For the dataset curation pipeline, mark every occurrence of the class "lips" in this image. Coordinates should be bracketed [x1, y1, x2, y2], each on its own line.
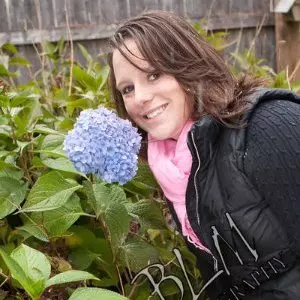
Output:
[143, 104, 168, 119]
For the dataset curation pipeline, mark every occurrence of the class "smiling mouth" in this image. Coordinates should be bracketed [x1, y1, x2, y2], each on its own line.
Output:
[144, 104, 168, 119]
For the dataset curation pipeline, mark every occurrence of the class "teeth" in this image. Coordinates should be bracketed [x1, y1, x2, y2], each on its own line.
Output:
[147, 105, 167, 119]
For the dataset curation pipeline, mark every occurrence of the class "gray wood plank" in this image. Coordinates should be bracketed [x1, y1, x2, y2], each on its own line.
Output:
[24, 0, 39, 30]
[184, 0, 214, 18]
[52, 0, 65, 27]
[39, 0, 55, 29]
[69, 0, 88, 25]
[99, 0, 117, 24]
[116, 0, 129, 21]
[229, 0, 254, 13]
[130, 0, 160, 17]
[99, 0, 129, 23]
[0, 23, 118, 45]
[191, 13, 274, 30]
[0, 0, 9, 32]
[9, 0, 26, 31]
[85, 0, 102, 24]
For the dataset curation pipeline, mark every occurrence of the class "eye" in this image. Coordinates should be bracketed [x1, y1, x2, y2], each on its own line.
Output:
[121, 85, 134, 95]
[148, 72, 160, 81]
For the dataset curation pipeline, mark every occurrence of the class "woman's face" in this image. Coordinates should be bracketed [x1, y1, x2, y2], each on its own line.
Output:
[112, 39, 193, 140]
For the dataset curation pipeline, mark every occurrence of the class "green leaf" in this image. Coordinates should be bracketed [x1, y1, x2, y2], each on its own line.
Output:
[104, 201, 131, 251]
[0, 64, 8, 77]
[86, 184, 130, 251]
[37, 134, 67, 158]
[45, 270, 99, 288]
[96, 65, 110, 90]
[17, 222, 49, 242]
[91, 183, 126, 217]
[72, 65, 98, 91]
[0, 248, 36, 299]
[126, 199, 166, 230]
[0, 177, 27, 219]
[66, 98, 92, 113]
[68, 287, 128, 300]
[10, 56, 31, 67]
[0, 160, 19, 171]
[66, 226, 113, 263]
[11, 244, 51, 283]
[78, 43, 93, 65]
[10, 244, 50, 298]
[1, 43, 18, 54]
[0, 124, 11, 137]
[41, 134, 65, 150]
[57, 36, 65, 56]
[134, 162, 158, 188]
[12, 97, 42, 135]
[43, 41, 56, 58]
[16, 140, 31, 154]
[68, 247, 98, 270]
[19, 193, 83, 241]
[10, 95, 34, 107]
[34, 124, 65, 136]
[42, 157, 85, 176]
[120, 239, 159, 272]
[0, 95, 9, 107]
[20, 171, 82, 212]
[0, 167, 23, 181]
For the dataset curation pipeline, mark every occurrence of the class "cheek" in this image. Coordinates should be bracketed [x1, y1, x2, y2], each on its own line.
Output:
[123, 101, 138, 120]
[123, 99, 131, 114]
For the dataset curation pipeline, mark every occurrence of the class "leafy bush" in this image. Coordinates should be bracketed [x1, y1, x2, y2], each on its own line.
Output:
[0, 24, 299, 300]
[0, 39, 203, 300]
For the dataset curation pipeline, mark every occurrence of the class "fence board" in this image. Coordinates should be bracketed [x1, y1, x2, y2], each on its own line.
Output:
[130, 0, 159, 17]
[52, 0, 66, 27]
[0, 1, 9, 32]
[99, 0, 116, 24]
[68, 0, 88, 25]
[226, 27, 276, 69]
[9, 0, 26, 31]
[24, 0, 39, 30]
[229, 0, 254, 13]
[0, 0, 281, 82]
[39, 0, 55, 29]
[86, 0, 101, 24]
[185, 0, 230, 18]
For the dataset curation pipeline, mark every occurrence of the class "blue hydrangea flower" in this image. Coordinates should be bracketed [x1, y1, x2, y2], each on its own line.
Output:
[63, 107, 142, 184]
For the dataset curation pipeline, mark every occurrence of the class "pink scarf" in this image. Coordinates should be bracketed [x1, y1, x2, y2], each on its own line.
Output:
[148, 120, 210, 253]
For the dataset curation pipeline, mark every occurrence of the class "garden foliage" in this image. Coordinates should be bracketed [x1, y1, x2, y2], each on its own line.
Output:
[0, 25, 299, 300]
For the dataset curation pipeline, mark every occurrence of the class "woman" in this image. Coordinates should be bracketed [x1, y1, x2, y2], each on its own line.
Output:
[107, 10, 300, 299]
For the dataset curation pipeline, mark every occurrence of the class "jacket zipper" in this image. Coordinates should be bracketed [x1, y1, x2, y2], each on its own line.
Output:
[191, 131, 201, 227]
[190, 131, 218, 267]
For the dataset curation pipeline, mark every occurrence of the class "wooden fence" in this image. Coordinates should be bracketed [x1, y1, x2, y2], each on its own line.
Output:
[0, 0, 285, 82]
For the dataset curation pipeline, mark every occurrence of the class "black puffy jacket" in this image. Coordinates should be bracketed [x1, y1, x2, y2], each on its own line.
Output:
[167, 89, 300, 299]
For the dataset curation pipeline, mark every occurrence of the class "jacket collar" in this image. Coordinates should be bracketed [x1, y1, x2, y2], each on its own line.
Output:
[187, 115, 221, 167]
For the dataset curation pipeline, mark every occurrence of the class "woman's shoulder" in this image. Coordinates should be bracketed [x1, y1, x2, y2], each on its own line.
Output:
[246, 97, 300, 130]
[244, 98, 300, 165]
[243, 97, 300, 197]
[243, 97, 300, 251]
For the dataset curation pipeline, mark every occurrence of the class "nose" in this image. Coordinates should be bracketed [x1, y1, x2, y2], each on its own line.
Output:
[134, 82, 153, 106]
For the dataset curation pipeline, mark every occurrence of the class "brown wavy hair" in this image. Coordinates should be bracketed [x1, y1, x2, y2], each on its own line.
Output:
[107, 10, 265, 160]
